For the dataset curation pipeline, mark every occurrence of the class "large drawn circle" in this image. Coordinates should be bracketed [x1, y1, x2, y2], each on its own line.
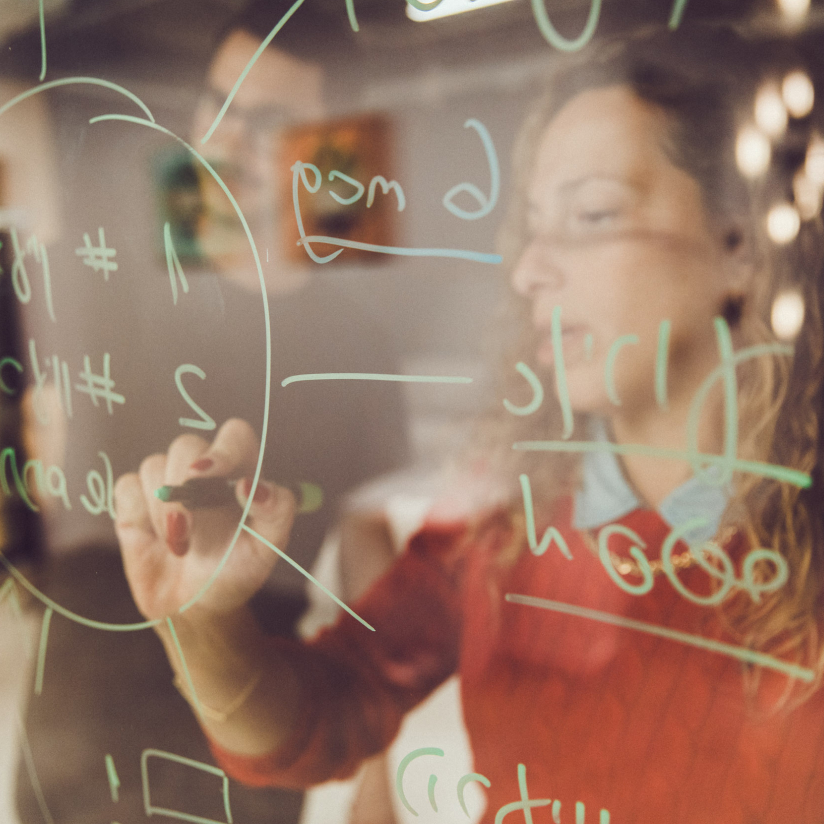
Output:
[0, 79, 271, 631]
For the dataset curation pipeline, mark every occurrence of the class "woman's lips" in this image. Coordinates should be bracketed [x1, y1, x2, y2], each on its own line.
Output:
[536, 324, 590, 367]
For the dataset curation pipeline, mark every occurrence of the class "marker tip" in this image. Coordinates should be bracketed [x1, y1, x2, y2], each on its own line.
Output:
[155, 486, 172, 503]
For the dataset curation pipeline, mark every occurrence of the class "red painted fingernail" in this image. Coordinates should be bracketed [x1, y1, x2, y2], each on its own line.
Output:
[166, 511, 189, 556]
[190, 457, 214, 472]
[240, 477, 253, 501]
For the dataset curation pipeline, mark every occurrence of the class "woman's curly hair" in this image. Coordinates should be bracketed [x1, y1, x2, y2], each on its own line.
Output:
[475, 23, 824, 707]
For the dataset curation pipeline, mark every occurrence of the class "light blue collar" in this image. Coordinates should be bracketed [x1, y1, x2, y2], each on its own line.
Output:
[573, 418, 730, 546]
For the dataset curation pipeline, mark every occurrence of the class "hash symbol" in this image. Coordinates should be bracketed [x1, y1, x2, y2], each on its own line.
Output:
[74, 353, 125, 414]
[75, 227, 118, 280]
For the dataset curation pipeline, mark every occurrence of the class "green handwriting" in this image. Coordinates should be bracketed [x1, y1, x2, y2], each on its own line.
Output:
[505, 593, 815, 682]
[34, 606, 52, 696]
[141, 748, 232, 824]
[164, 221, 190, 305]
[200, 0, 306, 145]
[87, 113, 272, 622]
[512, 440, 810, 488]
[604, 334, 638, 407]
[519, 474, 572, 559]
[242, 524, 375, 631]
[503, 363, 543, 416]
[442, 119, 500, 220]
[105, 754, 120, 803]
[282, 373, 472, 387]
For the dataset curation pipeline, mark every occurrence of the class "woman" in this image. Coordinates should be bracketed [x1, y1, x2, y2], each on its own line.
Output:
[114, 25, 824, 824]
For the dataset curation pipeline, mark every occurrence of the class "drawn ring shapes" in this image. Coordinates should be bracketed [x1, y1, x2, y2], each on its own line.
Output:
[0, 79, 270, 631]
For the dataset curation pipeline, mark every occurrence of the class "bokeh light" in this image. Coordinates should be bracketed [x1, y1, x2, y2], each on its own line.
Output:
[736, 125, 771, 178]
[782, 70, 815, 118]
[805, 136, 824, 184]
[771, 289, 805, 341]
[776, 0, 811, 22]
[767, 203, 801, 244]
[755, 83, 788, 137]
[793, 171, 822, 219]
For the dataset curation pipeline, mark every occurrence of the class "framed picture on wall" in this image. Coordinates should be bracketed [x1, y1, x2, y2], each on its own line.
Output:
[279, 114, 400, 265]
[152, 148, 205, 265]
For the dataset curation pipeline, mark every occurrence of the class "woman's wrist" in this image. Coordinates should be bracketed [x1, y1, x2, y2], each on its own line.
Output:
[155, 607, 264, 708]
[153, 604, 300, 755]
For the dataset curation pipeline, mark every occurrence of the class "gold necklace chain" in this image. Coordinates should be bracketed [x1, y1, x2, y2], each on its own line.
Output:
[580, 529, 695, 577]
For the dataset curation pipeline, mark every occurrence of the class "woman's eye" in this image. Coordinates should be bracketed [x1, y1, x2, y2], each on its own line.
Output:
[578, 208, 618, 225]
[565, 180, 633, 234]
[568, 206, 622, 234]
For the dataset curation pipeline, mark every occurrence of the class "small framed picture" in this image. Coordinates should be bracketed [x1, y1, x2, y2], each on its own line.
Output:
[280, 114, 400, 264]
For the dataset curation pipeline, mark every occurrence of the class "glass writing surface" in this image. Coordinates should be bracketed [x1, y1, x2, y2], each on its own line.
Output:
[0, 2, 823, 823]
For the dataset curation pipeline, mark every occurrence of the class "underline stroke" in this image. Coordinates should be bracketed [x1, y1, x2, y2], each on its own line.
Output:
[297, 235, 502, 264]
[512, 440, 810, 488]
[505, 594, 815, 682]
[282, 373, 473, 387]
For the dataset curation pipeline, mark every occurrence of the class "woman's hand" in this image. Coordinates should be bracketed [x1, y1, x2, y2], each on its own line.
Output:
[114, 418, 296, 623]
[113, 419, 303, 756]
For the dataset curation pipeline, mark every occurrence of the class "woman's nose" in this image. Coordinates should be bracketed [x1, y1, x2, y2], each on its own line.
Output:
[510, 240, 564, 297]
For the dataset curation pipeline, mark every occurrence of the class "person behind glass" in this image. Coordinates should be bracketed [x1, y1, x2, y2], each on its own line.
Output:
[15, 6, 407, 824]
[114, 25, 824, 824]
[190, 9, 321, 296]
[156, 0, 409, 629]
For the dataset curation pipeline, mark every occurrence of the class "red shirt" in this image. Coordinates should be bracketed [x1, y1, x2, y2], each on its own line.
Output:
[211, 501, 824, 824]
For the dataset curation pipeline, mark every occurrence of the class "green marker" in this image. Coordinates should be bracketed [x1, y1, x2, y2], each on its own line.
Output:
[155, 477, 323, 514]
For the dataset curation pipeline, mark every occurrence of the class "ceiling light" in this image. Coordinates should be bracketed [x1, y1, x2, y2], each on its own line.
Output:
[776, 0, 810, 22]
[771, 289, 805, 340]
[736, 126, 771, 178]
[406, 0, 517, 22]
[782, 70, 815, 118]
[793, 171, 822, 220]
[767, 203, 800, 244]
[805, 136, 824, 184]
[755, 83, 788, 138]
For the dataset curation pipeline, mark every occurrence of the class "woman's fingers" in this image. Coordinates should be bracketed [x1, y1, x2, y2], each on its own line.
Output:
[112, 419, 287, 619]
[138, 452, 178, 546]
[137, 421, 259, 557]
[114, 469, 155, 542]
[114, 467, 172, 615]
[186, 418, 260, 481]
[236, 478, 297, 557]
[165, 432, 213, 485]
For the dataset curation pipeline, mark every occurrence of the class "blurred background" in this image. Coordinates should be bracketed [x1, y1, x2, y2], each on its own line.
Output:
[0, 0, 823, 822]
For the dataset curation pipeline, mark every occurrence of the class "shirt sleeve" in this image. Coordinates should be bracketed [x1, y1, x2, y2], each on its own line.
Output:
[208, 521, 466, 788]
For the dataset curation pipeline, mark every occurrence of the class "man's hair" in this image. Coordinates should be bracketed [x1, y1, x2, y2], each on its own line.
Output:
[214, 0, 346, 67]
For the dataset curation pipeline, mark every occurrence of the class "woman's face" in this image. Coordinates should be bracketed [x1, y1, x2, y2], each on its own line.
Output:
[512, 85, 745, 420]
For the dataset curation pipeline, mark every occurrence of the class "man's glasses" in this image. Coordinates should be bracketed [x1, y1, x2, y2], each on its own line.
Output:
[203, 87, 296, 137]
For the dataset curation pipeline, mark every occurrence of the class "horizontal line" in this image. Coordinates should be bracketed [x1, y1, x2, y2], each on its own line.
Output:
[242, 524, 374, 631]
[282, 373, 473, 387]
[142, 748, 226, 778]
[0, 552, 159, 632]
[505, 593, 815, 682]
[298, 235, 502, 264]
[511, 441, 810, 488]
